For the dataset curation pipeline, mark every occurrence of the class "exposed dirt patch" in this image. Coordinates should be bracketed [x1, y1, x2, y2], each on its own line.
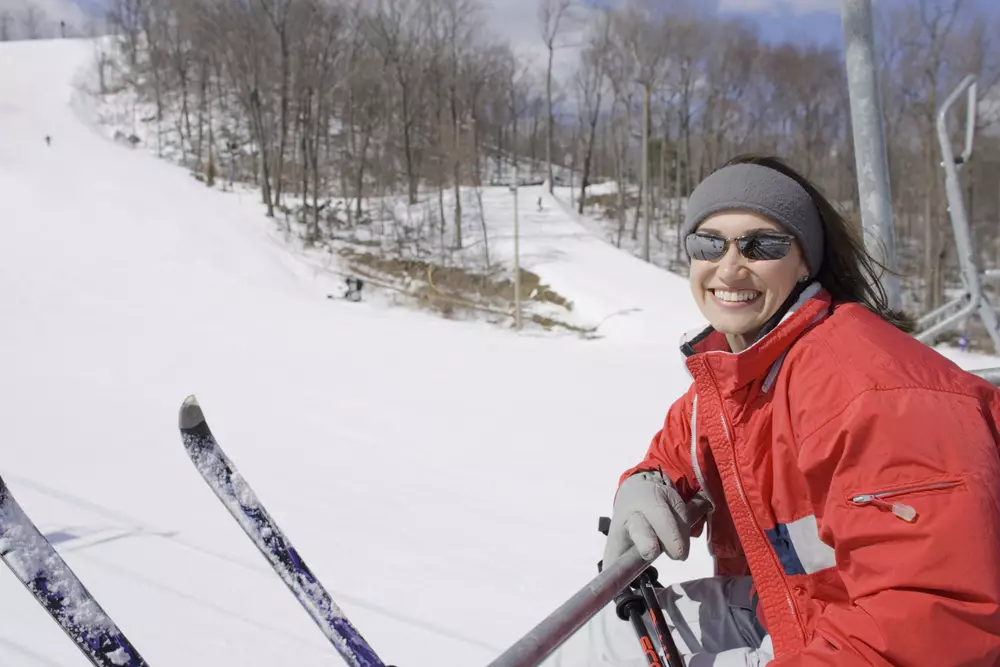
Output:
[335, 247, 596, 336]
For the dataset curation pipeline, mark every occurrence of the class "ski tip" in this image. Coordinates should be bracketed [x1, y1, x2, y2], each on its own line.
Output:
[179, 395, 205, 431]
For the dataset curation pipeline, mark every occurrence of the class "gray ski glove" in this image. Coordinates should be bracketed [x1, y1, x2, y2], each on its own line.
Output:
[602, 470, 709, 566]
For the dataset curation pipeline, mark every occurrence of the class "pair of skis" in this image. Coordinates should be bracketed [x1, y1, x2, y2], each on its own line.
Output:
[0, 396, 384, 667]
[0, 396, 634, 667]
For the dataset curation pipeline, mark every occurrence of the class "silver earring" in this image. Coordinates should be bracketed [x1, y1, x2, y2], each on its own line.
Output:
[799, 276, 810, 283]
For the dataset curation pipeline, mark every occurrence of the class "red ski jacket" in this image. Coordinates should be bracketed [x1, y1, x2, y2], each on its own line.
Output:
[622, 286, 1000, 665]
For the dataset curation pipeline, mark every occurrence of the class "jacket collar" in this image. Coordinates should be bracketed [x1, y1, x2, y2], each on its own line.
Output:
[680, 281, 832, 396]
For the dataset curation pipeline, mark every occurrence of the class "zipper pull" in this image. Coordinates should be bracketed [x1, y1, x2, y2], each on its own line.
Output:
[852, 495, 918, 522]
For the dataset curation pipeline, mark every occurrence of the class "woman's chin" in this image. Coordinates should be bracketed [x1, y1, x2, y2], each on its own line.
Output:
[706, 306, 764, 335]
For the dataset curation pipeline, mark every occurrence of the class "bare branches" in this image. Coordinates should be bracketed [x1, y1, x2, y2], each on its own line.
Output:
[538, 0, 572, 49]
[538, 0, 573, 192]
[0, 11, 12, 41]
[101, 0, 1000, 321]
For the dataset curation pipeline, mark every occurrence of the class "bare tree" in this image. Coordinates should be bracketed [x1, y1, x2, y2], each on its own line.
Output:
[604, 13, 636, 248]
[206, 0, 281, 216]
[365, 0, 426, 205]
[538, 0, 572, 193]
[341, 2, 382, 225]
[293, 0, 344, 240]
[698, 18, 759, 170]
[760, 43, 844, 179]
[22, 3, 46, 39]
[892, 0, 970, 311]
[107, 0, 144, 68]
[440, 0, 484, 249]
[663, 15, 707, 222]
[99, 0, 1000, 340]
[616, 4, 667, 261]
[575, 8, 610, 213]
[0, 11, 12, 40]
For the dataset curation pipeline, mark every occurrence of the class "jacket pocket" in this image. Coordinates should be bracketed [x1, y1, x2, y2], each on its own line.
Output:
[849, 480, 962, 523]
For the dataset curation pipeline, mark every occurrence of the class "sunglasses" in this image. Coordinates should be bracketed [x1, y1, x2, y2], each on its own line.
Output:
[685, 231, 794, 262]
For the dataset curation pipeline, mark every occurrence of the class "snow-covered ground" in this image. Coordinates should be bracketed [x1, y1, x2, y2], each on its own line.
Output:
[2, 37, 999, 667]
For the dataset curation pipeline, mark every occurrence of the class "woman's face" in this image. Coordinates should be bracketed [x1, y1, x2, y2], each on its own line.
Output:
[688, 211, 809, 352]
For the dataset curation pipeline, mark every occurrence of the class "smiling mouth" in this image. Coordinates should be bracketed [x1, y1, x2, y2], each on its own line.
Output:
[711, 289, 761, 305]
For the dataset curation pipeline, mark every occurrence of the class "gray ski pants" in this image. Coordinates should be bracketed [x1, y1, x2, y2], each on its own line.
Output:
[542, 576, 773, 667]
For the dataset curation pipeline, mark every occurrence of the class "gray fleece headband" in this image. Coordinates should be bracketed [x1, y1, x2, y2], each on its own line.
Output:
[681, 163, 824, 276]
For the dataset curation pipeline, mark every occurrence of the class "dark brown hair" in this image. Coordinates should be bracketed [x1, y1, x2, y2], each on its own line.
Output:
[721, 154, 915, 333]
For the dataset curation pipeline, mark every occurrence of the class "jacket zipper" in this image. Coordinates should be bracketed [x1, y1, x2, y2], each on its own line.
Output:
[718, 411, 805, 645]
[851, 481, 960, 523]
[690, 394, 715, 511]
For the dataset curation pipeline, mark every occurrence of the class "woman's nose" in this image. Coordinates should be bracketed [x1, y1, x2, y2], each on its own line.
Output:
[715, 242, 749, 280]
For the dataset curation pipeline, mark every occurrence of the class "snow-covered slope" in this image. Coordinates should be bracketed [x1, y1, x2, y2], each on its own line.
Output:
[0, 38, 709, 667]
[1, 37, 998, 667]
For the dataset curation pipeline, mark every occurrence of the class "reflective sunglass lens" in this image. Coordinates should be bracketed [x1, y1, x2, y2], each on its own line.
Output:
[685, 234, 726, 261]
[740, 235, 791, 260]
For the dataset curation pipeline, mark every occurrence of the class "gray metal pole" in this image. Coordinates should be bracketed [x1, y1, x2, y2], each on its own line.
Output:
[486, 546, 653, 667]
[513, 166, 522, 330]
[841, 0, 902, 311]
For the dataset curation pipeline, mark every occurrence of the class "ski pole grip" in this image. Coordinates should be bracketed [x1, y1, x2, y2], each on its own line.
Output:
[487, 493, 711, 667]
[486, 544, 654, 667]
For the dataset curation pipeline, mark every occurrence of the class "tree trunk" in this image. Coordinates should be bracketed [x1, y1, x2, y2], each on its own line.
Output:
[615, 147, 626, 248]
[472, 117, 490, 269]
[400, 78, 417, 205]
[642, 85, 651, 262]
[530, 105, 539, 171]
[578, 88, 602, 215]
[451, 72, 462, 249]
[196, 58, 207, 172]
[356, 128, 372, 221]
[312, 93, 324, 237]
[632, 180, 642, 242]
[274, 27, 290, 209]
[248, 89, 275, 217]
[546, 43, 555, 193]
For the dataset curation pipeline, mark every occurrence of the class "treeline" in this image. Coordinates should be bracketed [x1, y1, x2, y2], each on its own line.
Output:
[102, 0, 1000, 312]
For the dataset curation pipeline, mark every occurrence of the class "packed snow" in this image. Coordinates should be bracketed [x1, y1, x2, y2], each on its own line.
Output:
[1, 37, 998, 667]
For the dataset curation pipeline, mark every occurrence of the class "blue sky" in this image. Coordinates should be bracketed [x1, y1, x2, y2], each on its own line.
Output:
[487, 0, 847, 53]
[489, 0, 1000, 54]
[716, 0, 1000, 48]
[484, 0, 848, 84]
[13, 0, 996, 73]
[485, 0, 1000, 88]
[719, 1, 844, 48]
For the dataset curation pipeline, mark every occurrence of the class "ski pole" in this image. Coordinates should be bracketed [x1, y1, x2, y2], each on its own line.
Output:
[615, 584, 665, 667]
[637, 570, 685, 667]
[602, 517, 686, 667]
[486, 497, 709, 667]
[485, 544, 654, 667]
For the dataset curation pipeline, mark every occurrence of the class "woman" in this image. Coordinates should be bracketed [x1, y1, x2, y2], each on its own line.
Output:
[601, 155, 1000, 666]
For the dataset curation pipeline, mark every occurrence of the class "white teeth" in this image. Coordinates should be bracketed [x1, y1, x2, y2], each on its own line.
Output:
[713, 289, 759, 303]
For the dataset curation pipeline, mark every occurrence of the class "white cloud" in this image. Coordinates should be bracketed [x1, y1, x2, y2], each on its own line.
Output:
[717, 0, 840, 15]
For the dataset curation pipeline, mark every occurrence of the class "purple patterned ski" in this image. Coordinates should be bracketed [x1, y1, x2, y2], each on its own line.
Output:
[178, 395, 385, 667]
[0, 476, 149, 666]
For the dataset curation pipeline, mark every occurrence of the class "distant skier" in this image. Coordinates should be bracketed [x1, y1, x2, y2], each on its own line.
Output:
[595, 154, 1000, 665]
[45, 135, 51, 146]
